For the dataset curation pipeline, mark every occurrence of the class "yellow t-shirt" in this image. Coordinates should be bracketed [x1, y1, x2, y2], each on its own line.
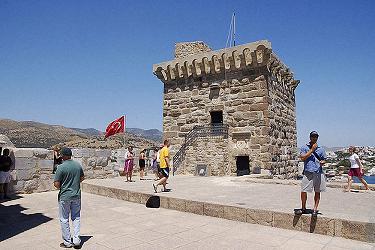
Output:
[159, 146, 169, 168]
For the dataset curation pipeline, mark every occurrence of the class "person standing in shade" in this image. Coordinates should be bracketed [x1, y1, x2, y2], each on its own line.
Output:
[295, 131, 326, 216]
[153, 140, 170, 193]
[139, 149, 146, 180]
[54, 147, 84, 249]
[0, 148, 13, 200]
[124, 146, 134, 182]
[345, 146, 369, 192]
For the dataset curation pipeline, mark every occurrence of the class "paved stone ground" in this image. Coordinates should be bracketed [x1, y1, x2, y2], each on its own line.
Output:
[1, 191, 374, 250]
[85, 175, 375, 223]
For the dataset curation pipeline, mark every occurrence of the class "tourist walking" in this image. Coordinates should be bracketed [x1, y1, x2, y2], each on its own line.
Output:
[139, 149, 146, 180]
[124, 146, 134, 182]
[0, 148, 13, 200]
[153, 140, 170, 193]
[53, 147, 84, 249]
[295, 131, 326, 216]
[345, 146, 369, 192]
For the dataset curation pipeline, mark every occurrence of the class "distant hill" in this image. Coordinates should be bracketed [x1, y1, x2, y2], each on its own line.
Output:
[70, 127, 103, 137]
[0, 118, 158, 149]
[126, 128, 162, 142]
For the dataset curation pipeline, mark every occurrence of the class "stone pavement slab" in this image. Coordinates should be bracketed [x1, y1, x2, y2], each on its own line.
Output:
[82, 175, 375, 242]
[83, 176, 375, 223]
[0, 191, 374, 250]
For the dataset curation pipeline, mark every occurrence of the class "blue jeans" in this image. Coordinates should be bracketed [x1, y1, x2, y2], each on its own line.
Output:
[58, 198, 81, 246]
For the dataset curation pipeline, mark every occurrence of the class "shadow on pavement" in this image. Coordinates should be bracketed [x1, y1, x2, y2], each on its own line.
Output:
[0, 197, 52, 241]
[80, 235, 93, 248]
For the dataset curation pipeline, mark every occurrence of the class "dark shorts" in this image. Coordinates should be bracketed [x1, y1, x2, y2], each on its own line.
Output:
[348, 168, 362, 178]
[139, 159, 145, 169]
[160, 167, 169, 178]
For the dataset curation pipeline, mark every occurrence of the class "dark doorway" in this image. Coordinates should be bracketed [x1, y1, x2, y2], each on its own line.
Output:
[210, 111, 223, 124]
[236, 156, 250, 176]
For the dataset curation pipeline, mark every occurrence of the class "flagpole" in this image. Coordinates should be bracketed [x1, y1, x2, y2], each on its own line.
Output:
[123, 115, 126, 149]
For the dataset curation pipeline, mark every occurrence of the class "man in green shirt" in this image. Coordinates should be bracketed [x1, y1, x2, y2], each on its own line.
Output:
[54, 147, 84, 249]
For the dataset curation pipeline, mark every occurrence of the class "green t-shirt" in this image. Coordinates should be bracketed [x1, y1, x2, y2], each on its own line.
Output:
[54, 159, 84, 201]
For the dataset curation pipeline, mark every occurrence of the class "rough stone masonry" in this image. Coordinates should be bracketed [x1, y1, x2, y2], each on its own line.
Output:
[153, 40, 300, 178]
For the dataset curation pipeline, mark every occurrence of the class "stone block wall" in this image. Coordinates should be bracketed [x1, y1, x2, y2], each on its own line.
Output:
[163, 73, 273, 175]
[8, 147, 139, 194]
[179, 138, 229, 176]
[267, 75, 299, 178]
[174, 41, 212, 59]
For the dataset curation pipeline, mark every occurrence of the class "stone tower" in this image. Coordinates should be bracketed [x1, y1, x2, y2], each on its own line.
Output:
[153, 40, 300, 178]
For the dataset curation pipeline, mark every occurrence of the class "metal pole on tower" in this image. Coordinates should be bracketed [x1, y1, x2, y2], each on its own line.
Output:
[123, 115, 126, 149]
[233, 12, 236, 47]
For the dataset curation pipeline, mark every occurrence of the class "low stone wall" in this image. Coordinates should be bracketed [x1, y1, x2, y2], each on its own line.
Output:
[9, 148, 134, 194]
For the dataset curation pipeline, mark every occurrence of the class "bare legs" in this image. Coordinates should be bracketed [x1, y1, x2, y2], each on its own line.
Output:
[156, 177, 167, 189]
[313, 192, 320, 212]
[300, 191, 320, 212]
[359, 177, 369, 190]
[300, 192, 307, 210]
[345, 176, 353, 192]
[140, 168, 144, 180]
[125, 170, 133, 182]
[346, 176, 369, 191]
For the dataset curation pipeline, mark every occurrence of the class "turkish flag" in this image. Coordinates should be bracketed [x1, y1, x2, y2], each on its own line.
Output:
[105, 116, 125, 138]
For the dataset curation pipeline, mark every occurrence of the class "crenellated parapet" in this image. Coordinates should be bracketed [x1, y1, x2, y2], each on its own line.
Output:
[153, 40, 299, 92]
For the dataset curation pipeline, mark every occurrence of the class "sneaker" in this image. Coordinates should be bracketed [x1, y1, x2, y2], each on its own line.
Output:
[153, 184, 158, 193]
[294, 208, 306, 215]
[60, 243, 72, 248]
[312, 210, 319, 216]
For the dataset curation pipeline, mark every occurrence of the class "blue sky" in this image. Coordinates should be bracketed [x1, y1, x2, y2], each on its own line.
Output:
[1, 0, 374, 147]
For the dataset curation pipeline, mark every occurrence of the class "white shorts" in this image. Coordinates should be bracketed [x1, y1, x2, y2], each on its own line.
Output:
[301, 171, 326, 192]
[0, 171, 12, 184]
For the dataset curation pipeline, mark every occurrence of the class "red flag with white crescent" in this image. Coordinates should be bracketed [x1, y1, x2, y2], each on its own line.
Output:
[105, 116, 125, 138]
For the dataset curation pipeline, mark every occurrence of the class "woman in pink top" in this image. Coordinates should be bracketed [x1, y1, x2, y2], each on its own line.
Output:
[124, 146, 134, 182]
[345, 146, 369, 192]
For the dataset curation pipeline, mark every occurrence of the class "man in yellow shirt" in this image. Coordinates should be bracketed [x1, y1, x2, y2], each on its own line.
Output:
[153, 139, 170, 193]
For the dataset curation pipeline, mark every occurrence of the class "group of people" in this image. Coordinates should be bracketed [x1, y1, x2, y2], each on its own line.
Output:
[0, 147, 13, 200]
[51, 140, 172, 248]
[296, 131, 370, 216]
[122, 140, 171, 193]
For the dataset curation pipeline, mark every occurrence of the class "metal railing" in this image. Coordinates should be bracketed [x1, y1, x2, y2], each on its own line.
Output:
[172, 123, 229, 175]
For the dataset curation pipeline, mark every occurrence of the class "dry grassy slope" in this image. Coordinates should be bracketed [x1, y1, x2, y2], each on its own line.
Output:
[0, 119, 158, 149]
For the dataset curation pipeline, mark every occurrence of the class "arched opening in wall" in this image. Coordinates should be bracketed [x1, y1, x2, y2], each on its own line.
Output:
[236, 156, 250, 176]
[210, 111, 223, 124]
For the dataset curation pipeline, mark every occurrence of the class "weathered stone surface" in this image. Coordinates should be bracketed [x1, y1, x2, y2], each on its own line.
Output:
[32, 149, 50, 159]
[15, 158, 37, 170]
[339, 220, 375, 242]
[246, 209, 273, 226]
[0, 134, 15, 147]
[204, 203, 224, 218]
[13, 148, 34, 158]
[38, 160, 54, 170]
[24, 179, 39, 193]
[273, 212, 302, 231]
[168, 198, 186, 212]
[300, 215, 335, 236]
[185, 200, 204, 215]
[223, 205, 247, 222]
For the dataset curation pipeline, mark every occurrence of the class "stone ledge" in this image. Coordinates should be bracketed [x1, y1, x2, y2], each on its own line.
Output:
[81, 182, 375, 243]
